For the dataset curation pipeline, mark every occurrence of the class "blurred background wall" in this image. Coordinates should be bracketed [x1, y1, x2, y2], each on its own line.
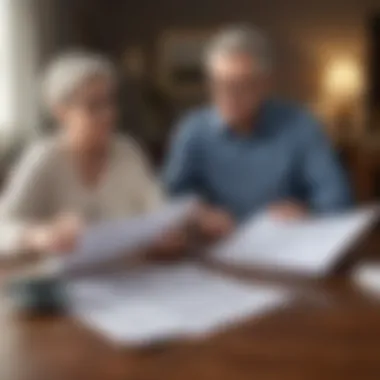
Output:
[1, 0, 380, 199]
[51, 0, 378, 143]
[56, 0, 375, 101]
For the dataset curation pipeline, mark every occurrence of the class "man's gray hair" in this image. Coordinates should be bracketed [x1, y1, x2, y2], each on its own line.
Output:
[42, 51, 116, 109]
[205, 25, 273, 74]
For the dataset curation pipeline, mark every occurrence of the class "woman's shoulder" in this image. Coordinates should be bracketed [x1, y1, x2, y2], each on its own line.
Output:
[112, 134, 148, 161]
[16, 137, 61, 171]
[111, 134, 155, 176]
[5, 136, 62, 187]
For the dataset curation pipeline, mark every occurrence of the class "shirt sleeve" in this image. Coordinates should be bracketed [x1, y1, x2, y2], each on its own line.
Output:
[0, 143, 52, 256]
[162, 113, 203, 196]
[297, 113, 353, 213]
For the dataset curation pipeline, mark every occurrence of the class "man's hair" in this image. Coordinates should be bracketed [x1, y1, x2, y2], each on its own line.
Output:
[204, 25, 273, 74]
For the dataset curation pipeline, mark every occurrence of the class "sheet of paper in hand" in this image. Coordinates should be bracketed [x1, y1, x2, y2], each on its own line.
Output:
[60, 197, 198, 274]
[209, 207, 378, 277]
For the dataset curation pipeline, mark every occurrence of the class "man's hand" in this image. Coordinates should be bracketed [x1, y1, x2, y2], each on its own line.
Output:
[146, 203, 235, 262]
[157, 229, 189, 253]
[195, 205, 235, 241]
[147, 228, 189, 261]
[268, 201, 307, 220]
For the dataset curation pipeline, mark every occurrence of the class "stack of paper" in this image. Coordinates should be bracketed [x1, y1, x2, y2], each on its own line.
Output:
[61, 202, 377, 345]
[65, 263, 290, 345]
[210, 208, 378, 276]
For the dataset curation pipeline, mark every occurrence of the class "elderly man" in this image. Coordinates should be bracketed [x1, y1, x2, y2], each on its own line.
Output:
[163, 26, 352, 227]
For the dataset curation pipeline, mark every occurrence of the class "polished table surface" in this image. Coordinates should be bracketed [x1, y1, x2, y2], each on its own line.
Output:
[1, 232, 380, 380]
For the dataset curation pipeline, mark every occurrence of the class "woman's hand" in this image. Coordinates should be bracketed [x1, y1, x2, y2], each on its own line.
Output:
[25, 214, 84, 255]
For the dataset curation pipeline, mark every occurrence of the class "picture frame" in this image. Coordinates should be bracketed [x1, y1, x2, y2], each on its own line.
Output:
[156, 30, 215, 98]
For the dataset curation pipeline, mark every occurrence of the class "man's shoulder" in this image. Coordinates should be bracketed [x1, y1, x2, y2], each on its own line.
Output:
[177, 107, 216, 129]
[267, 99, 312, 120]
[268, 99, 321, 135]
[173, 107, 215, 141]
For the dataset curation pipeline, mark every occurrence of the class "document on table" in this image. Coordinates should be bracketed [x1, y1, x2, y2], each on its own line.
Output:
[210, 208, 378, 277]
[64, 263, 291, 346]
[353, 263, 380, 297]
[60, 197, 198, 274]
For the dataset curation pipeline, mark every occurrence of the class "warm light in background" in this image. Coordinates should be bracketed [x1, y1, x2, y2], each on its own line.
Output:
[324, 58, 364, 99]
[318, 57, 365, 141]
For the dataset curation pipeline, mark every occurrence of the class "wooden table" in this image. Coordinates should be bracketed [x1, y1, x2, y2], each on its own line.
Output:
[1, 232, 380, 380]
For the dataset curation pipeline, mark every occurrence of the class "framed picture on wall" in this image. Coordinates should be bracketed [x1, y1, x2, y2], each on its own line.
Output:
[157, 30, 215, 98]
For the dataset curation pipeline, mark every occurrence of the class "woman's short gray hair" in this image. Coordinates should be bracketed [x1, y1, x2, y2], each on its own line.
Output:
[205, 25, 273, 74]
[42, 51, 116, 109]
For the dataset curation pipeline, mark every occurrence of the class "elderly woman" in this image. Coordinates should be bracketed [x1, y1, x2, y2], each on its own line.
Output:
[0, 51, 183, 257]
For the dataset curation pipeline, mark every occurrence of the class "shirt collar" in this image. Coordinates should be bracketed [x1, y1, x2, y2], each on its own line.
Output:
[210, 100, 273, 138]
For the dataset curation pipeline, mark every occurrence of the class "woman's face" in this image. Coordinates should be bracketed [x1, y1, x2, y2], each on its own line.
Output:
[57, 75, 118, 149]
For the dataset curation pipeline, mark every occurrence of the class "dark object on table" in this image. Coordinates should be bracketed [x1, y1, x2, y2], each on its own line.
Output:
[6, 275, 67, 316]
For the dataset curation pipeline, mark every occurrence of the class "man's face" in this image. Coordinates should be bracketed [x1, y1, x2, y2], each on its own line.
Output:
[207, 53, 270, 126]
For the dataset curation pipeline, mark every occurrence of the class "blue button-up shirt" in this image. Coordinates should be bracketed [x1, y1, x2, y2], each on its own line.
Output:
[162, 100, 352, 221]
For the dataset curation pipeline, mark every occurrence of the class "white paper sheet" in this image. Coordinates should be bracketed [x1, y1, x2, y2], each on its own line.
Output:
[60, 197, 198, 274]
[210, 208, 378, 276]
[353, 264, 380, 297]
[65, 263, 290, 345]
